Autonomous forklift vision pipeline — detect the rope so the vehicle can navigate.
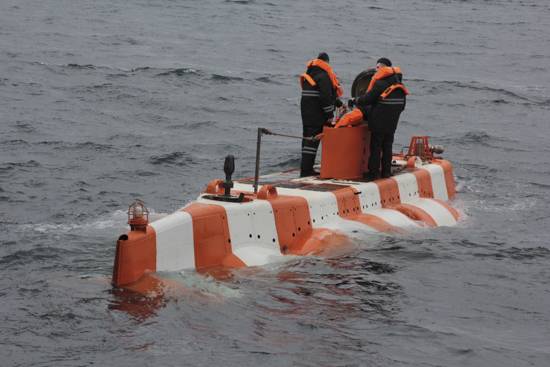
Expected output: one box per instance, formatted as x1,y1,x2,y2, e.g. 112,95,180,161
260,128,318,141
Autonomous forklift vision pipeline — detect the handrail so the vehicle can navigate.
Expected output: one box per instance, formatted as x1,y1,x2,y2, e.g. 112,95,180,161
253,128,317,193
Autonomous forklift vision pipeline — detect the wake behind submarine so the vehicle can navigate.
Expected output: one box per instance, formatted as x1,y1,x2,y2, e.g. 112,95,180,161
112,71,459,293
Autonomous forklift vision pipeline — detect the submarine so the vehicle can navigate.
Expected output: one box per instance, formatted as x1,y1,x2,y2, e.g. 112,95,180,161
112,71,459,294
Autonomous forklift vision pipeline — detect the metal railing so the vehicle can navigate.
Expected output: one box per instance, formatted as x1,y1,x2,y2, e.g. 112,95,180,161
253,128,317,193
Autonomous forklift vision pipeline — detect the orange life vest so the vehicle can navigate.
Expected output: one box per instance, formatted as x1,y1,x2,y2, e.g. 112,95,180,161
367,66,409,99
299,59,343,97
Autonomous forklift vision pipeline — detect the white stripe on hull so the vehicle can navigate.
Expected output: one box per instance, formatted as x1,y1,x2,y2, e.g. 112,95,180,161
392,172,420,202
423,164,449,201
367,208,421,228
197,196,281,266
151,211,195,271
407,198,457,227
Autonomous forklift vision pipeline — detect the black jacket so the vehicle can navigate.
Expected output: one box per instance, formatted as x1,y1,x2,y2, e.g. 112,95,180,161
300,66,339,128
356,73,406,133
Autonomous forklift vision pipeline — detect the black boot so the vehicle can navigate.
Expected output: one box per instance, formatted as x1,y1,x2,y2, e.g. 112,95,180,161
363,171,379,182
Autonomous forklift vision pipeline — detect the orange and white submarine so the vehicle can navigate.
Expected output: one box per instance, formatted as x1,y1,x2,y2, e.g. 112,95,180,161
112,127,458,293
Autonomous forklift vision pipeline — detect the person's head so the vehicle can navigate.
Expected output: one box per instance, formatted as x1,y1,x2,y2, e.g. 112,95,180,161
376,57,392,69
317,52,330,63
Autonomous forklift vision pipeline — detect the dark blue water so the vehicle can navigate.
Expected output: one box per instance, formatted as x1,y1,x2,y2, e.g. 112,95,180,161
1,0,550,366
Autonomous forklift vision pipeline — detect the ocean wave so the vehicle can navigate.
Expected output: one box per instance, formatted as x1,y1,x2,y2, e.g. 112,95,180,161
66,63,96,70
14,121,36,133
35,140,115,152
45,62,202,78
211,73,244,82
0,139,29,146
267,157,300,169
529,181,550,189
156,67,201,77
0,247,65,266
255,76,283,85
149,151,196,167
225,0,254,4
0,160,41,173
411,78,547,105
130,66,150,72
474,246,550,261
132,169,159,177
457,131,492,144
14,210,167,235
442,131,519,147
181,120,219,130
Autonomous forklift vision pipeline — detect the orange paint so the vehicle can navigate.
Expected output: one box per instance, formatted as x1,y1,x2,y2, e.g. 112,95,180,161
265,194,314,254
333,186,362,218
112,226,156,287
303,58,343,97
333,108,364,128
204,179,224,194
222,253,247,268
332,186,399,233
433,159,456,199
352,213,400,233
432,198,460,220
183,203,244,271
320,125,370,180
389,203,437,227
412,169,434,198
257,184,278,199
122,272,164,295
367,66,403,92
376,178,401,207
295,228,349,255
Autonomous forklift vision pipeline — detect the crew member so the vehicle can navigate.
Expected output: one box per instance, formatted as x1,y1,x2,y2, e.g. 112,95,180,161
299,52,343,177
335,57,408,180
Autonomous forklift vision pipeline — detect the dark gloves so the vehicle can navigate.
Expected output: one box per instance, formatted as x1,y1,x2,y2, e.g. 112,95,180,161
347,98,356,109
335,99,343,108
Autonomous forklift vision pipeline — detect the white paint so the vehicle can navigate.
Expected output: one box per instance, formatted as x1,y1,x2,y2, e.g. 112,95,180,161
275,187,340,228
150,211,195,271
409,198,457,227
367,208,421,228
347,182,382,211
391,172,420,203
234,181,342,228
423,164,448,201
232,246,285,266
323,216,381,233
233,182,255,192
197,196,281,261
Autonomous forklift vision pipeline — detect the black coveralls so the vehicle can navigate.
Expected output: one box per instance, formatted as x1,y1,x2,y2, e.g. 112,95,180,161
300,66,339,176
356,73,406,179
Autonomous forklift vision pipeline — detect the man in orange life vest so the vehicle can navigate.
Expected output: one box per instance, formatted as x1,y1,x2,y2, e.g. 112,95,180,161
335,57,408,180
299,52,343,177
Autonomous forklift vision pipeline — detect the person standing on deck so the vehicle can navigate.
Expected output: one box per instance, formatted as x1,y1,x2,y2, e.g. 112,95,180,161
335,57,408,180
299,52,343,177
